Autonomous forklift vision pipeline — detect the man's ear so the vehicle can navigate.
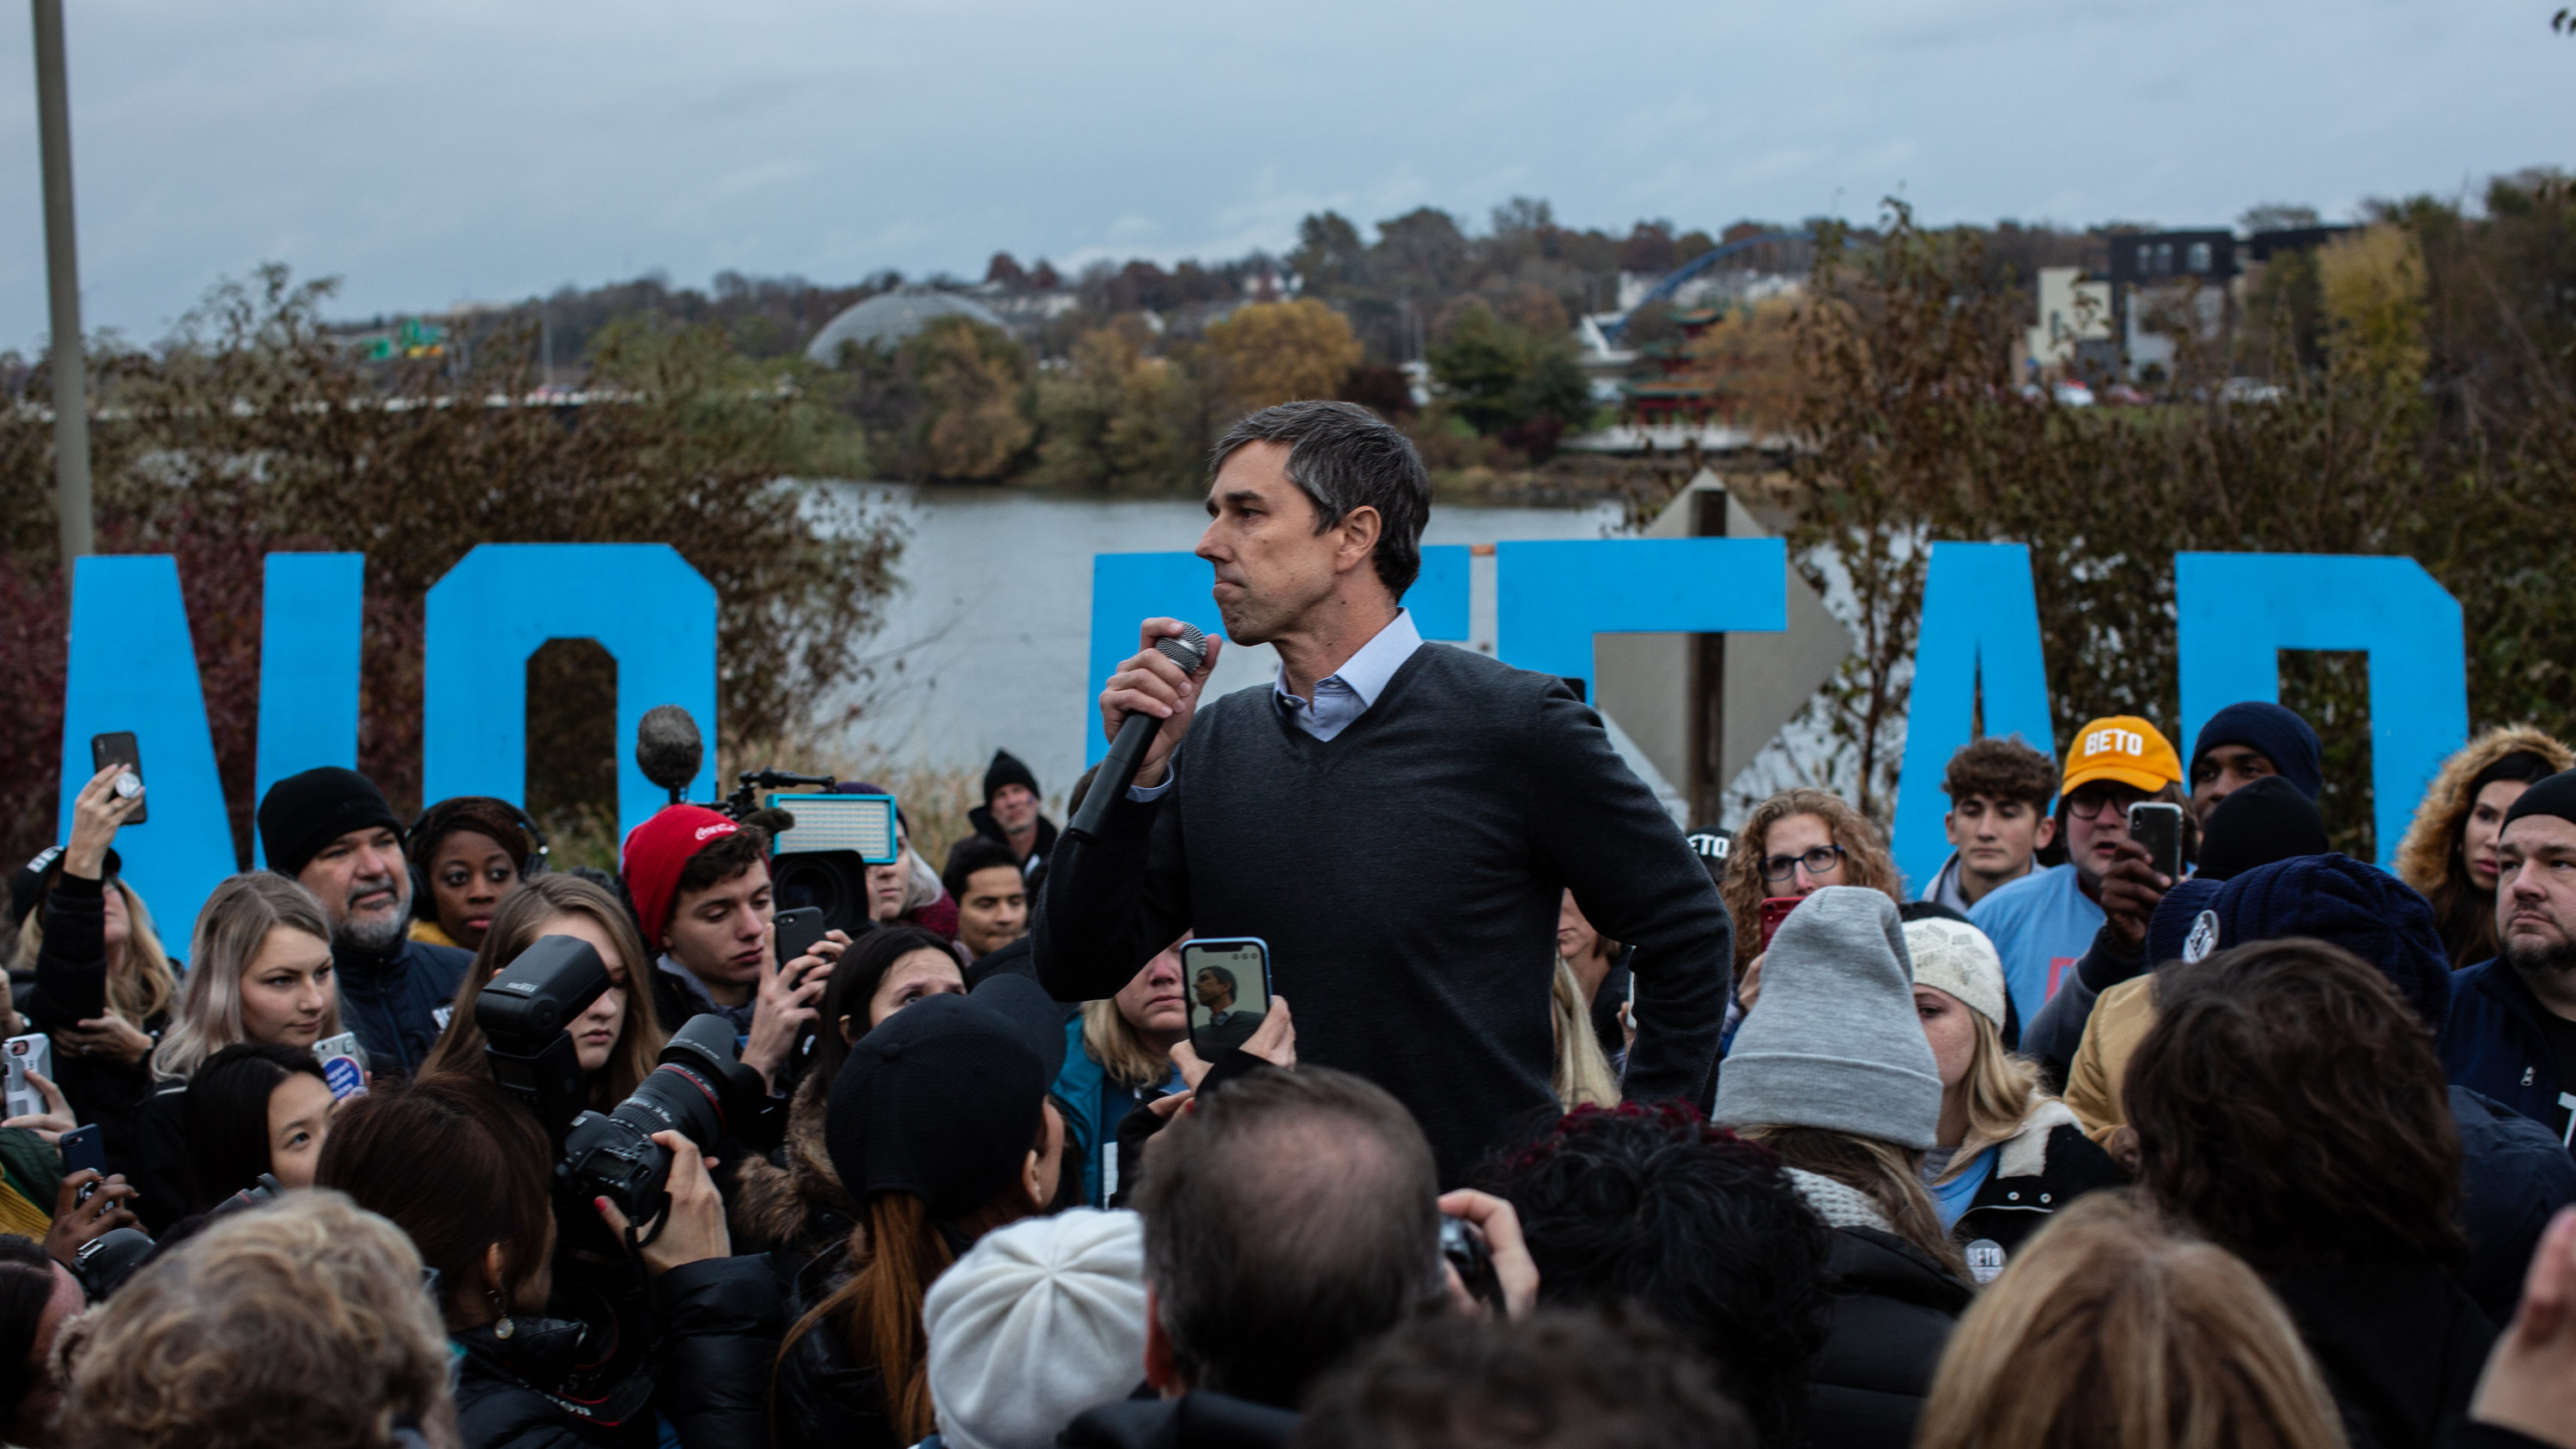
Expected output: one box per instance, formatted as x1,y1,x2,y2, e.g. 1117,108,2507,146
1143,1286,1186,1398
2034,814,2058,850
1332,505,1383,575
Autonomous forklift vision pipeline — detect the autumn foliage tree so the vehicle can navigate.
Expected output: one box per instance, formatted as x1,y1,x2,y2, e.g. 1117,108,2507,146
0,266,902,866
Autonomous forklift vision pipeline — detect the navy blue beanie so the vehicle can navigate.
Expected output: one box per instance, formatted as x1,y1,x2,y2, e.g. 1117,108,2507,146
2191,701,2324,802
2145,853,2448,1026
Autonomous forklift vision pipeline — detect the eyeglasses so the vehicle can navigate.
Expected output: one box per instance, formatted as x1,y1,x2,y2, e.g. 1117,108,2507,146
1759,845,1847,883
2063,787,2149,821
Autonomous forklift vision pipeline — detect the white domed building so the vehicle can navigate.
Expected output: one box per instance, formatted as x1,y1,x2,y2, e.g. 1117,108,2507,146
804,290,1009,366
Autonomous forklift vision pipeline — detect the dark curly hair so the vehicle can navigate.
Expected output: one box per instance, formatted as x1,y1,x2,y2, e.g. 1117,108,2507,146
1475,1102,1831,1446
1941,735,2059,811
2125,937,2467,1275
1289,1307,1756,1449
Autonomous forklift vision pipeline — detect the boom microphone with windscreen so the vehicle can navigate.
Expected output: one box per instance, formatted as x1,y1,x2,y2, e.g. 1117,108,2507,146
1066,624,1207,843
636,705,704,803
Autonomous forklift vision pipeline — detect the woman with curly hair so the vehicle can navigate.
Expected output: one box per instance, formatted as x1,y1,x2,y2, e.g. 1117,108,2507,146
2394,725,2573,968
1722,788,1902,1011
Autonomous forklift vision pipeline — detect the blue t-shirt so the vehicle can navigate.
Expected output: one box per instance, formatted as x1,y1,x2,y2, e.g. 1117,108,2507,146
1927,1146,1996,1230
1969,864,2102,1028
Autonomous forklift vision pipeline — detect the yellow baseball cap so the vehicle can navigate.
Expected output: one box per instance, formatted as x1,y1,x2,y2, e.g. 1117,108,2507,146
2062,716,2183,796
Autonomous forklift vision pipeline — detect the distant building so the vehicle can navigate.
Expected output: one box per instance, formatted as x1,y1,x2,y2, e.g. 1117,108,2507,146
805,289,1010,366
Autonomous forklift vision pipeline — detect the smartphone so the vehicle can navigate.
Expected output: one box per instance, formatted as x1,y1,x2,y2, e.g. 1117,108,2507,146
773,906,828,973
1759,897,1802,952
3,1034,52,1119
88,732,147,826
312,1031,370,1100
1181,937,1272,1064
59,1123,105,1204
2129,801,2186,882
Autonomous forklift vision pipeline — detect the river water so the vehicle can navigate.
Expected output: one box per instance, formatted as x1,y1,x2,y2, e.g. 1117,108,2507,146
822,484,1626,797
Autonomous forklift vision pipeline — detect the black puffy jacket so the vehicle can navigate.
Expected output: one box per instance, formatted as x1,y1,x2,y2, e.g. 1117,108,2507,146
1803,1227,1972,1449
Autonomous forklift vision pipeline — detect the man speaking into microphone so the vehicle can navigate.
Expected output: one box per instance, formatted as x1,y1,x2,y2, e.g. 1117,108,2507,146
1036,400,1729,1181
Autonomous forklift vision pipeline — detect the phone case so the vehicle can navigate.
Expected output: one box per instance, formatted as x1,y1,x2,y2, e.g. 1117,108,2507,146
313,1032,370,1100
3,1034,52,1120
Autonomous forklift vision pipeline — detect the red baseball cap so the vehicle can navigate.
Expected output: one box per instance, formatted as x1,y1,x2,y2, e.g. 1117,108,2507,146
621,805,743,948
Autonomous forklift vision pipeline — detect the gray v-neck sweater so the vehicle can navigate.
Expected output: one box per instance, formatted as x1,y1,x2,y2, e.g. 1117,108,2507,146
1036,640,1732,1182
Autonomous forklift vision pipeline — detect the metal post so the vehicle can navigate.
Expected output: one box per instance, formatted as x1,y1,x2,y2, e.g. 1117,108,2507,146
33,0,94,563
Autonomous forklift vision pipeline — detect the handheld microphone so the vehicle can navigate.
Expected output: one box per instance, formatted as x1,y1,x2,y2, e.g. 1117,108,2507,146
636,705,704,804
1067,625,1208,842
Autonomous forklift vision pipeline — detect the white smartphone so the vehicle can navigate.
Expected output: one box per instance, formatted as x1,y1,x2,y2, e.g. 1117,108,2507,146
4,1034,53,1119
312,1032,369,1100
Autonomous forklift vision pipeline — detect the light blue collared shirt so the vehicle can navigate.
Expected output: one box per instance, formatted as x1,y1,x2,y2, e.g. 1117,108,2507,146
1131,610,1425,800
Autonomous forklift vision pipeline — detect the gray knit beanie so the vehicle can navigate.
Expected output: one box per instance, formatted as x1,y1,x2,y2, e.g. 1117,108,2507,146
1710,886,1942,1150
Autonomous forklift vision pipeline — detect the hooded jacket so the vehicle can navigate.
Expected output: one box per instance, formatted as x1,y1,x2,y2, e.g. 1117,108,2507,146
2394,726,2575,969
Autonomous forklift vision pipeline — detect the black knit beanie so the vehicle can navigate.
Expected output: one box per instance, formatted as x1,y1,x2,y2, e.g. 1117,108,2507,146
824,973,1068,1220
982,750,1041,806
2500,768,2576,833
257,767,403,878
2196,775,2329,882
2191,701,2324,802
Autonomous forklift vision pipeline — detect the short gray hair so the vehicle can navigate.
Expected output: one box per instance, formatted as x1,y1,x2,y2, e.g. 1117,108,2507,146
1210,401,1431,597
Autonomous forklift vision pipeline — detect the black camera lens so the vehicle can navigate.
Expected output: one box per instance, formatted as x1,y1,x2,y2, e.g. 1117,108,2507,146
561,1014,766,1228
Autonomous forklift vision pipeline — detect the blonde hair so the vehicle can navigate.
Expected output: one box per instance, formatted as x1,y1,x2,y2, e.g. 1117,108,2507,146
1551,959,1619,1111
1722,790,1902,973
1932,1009,2057,1185
1079,998,1173,1090
1917,1193,2349,1449
54,1190,458,1449
1744,1124,1970,1281
151,874,340,1083
10,876,179,1024
422,874,670,1109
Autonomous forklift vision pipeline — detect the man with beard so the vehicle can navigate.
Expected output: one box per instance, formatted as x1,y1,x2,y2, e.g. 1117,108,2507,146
257,767,471,1076
2441,767,2576,1149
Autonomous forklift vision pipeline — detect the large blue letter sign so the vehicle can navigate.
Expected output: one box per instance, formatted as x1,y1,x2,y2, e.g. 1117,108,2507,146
424,545,717,844
252,553,366,866
57,555,238,949
1890,544,2059,891
1492,537,1785,685
1081,546,1469,767
2174,553,2465,870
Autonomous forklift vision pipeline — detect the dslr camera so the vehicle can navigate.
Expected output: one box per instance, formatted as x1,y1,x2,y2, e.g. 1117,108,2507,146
477,935,766,1230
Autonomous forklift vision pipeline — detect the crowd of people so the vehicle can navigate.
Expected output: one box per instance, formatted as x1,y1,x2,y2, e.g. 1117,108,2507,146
0,398,2572,1449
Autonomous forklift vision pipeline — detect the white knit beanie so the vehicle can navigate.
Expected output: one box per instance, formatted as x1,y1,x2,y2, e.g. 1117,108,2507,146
925,1207,1148,1449
1902,917,2008,1029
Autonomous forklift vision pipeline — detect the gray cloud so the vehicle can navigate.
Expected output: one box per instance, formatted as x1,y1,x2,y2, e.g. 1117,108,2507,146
0,0,2563,344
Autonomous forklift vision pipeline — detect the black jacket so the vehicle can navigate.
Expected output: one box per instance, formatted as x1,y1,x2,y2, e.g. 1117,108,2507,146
16,873,167,1170
450,1256,785,1449
1060,1393,1297,1449
125,1082,189,1234
1805,1227,1971,1449
335,935,471,1078
1949,1113,2127,1280
772,1244,902,1449
2451,1083,2576,1324
2268,1263,2494,1449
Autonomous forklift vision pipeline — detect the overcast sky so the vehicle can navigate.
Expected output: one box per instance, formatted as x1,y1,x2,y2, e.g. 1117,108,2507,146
0,0,2565,347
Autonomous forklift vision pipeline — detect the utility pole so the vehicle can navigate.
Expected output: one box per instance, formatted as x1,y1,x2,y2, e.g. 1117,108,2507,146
32,0,94,564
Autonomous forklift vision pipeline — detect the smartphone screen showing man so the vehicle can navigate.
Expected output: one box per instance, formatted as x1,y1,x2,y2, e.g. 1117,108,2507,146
1183,938,1271,1062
